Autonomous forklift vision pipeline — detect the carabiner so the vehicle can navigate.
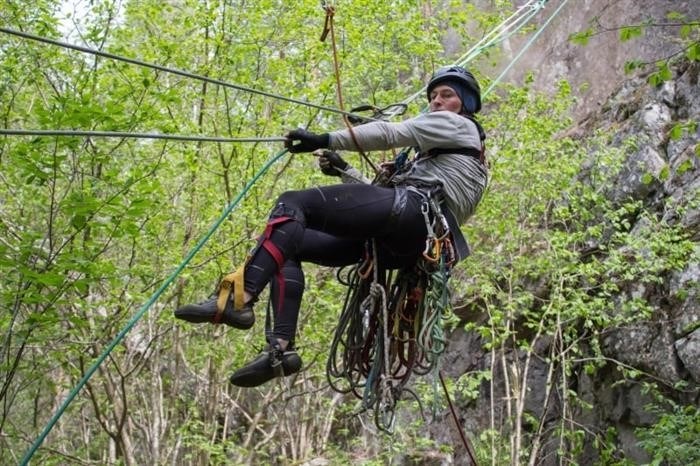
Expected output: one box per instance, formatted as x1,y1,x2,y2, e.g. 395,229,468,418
421,201,435,238
422,237,441,263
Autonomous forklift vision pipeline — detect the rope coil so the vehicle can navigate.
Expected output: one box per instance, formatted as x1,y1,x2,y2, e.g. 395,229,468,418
327,238,452,432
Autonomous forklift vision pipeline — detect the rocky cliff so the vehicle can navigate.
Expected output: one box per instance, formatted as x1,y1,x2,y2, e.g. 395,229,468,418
438,37,698,466
490,0,700,120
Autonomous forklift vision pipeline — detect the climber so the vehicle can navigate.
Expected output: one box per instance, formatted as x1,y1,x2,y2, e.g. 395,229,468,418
174,66,488,387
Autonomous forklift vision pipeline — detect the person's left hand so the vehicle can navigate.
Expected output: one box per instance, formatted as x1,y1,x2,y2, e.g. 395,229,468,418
317,150,348,176
379,160,396,176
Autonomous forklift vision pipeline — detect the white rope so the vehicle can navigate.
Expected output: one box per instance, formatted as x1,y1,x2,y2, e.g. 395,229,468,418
395,0,550,111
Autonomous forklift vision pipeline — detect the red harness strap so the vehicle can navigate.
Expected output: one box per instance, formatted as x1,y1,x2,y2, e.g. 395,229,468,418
258,216,293,313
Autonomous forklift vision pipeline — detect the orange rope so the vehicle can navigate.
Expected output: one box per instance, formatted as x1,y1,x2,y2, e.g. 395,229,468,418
440,371,480,465
321,5,379,174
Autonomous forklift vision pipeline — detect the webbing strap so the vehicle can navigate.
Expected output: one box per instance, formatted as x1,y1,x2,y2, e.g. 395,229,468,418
217,265,246,320
423,147,481,160
216,216,291,318
260,216,293,312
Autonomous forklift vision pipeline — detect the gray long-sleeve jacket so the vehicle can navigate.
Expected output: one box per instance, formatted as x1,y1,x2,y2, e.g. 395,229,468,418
328,110,488,224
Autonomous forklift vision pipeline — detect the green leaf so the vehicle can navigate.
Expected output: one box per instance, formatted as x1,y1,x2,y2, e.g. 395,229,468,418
686,42,700,62
669,123,683,140
666,11,686,21
677,160,693,175
648,62,673,86
71,214,87,230
624,59,642,74
619,25,642,42
569,28,593,46
658,62,673,81
679,25,692,39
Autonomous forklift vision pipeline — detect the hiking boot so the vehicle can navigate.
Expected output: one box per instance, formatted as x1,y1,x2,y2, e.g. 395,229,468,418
229,342,302,387
174,294,255,329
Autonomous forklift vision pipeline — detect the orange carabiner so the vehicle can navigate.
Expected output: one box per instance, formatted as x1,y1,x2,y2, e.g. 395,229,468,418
422,237,441,263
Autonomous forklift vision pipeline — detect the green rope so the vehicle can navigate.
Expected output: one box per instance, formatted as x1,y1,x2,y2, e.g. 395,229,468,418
455,1,546,66
399,0,548,108
19,149,289,466
420,261,449,363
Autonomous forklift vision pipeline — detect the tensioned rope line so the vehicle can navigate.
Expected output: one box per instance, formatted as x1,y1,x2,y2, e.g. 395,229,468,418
397,0,548,111
484,0,569,96
0,27,371,122
0,128,286,143
452,0,547,65
20,1,570,462
396,0,563,119
1,0,542,140
19,148,289,466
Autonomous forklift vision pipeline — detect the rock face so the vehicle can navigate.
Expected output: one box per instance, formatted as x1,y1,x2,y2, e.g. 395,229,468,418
435,57,699,466
386,3,698,464
489,0,700,120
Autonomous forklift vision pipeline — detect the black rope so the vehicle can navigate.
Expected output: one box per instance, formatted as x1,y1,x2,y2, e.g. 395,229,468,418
0,27,370,122
0,128,286,143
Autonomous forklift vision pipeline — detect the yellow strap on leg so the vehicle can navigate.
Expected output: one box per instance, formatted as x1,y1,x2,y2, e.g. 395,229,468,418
217,265,246,315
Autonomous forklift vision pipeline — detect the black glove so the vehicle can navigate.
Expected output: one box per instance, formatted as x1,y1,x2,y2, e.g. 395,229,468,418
285,129,330,153
318,150,348,177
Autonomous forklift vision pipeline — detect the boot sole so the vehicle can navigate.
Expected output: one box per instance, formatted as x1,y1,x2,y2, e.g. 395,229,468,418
175,306,255,329
230,351,302,387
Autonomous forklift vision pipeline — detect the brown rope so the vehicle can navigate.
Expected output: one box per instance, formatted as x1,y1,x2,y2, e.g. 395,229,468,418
320,4,379,175
439,370,479,465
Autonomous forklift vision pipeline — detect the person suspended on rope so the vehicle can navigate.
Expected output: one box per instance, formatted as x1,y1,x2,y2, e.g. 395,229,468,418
174,65,488,388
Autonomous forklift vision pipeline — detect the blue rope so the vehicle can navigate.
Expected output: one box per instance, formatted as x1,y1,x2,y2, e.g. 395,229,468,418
19,149,289,466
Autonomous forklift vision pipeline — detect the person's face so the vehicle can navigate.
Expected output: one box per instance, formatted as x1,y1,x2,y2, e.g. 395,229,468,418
429,84,462,113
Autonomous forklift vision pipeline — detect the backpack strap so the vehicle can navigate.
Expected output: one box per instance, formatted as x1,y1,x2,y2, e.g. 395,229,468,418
464,114,487,165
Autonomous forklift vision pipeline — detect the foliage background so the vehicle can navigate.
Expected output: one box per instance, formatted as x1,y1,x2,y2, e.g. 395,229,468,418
1,0,698,465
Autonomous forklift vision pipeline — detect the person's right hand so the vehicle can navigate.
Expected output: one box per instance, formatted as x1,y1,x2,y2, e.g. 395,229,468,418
317,150,348,177
285,129,329,153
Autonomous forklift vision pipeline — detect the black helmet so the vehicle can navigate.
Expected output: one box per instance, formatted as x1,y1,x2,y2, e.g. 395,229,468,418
426,66,482,114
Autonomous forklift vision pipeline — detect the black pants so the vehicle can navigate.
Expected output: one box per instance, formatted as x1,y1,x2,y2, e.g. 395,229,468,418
243,184,427,343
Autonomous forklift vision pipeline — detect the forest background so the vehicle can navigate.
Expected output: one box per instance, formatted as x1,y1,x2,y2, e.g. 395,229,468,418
1,0,698,465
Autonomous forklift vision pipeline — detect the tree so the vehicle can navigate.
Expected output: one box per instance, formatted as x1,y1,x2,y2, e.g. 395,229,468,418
1,0,514,463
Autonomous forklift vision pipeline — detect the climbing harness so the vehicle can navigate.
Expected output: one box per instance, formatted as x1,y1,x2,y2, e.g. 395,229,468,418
317,6,460,413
